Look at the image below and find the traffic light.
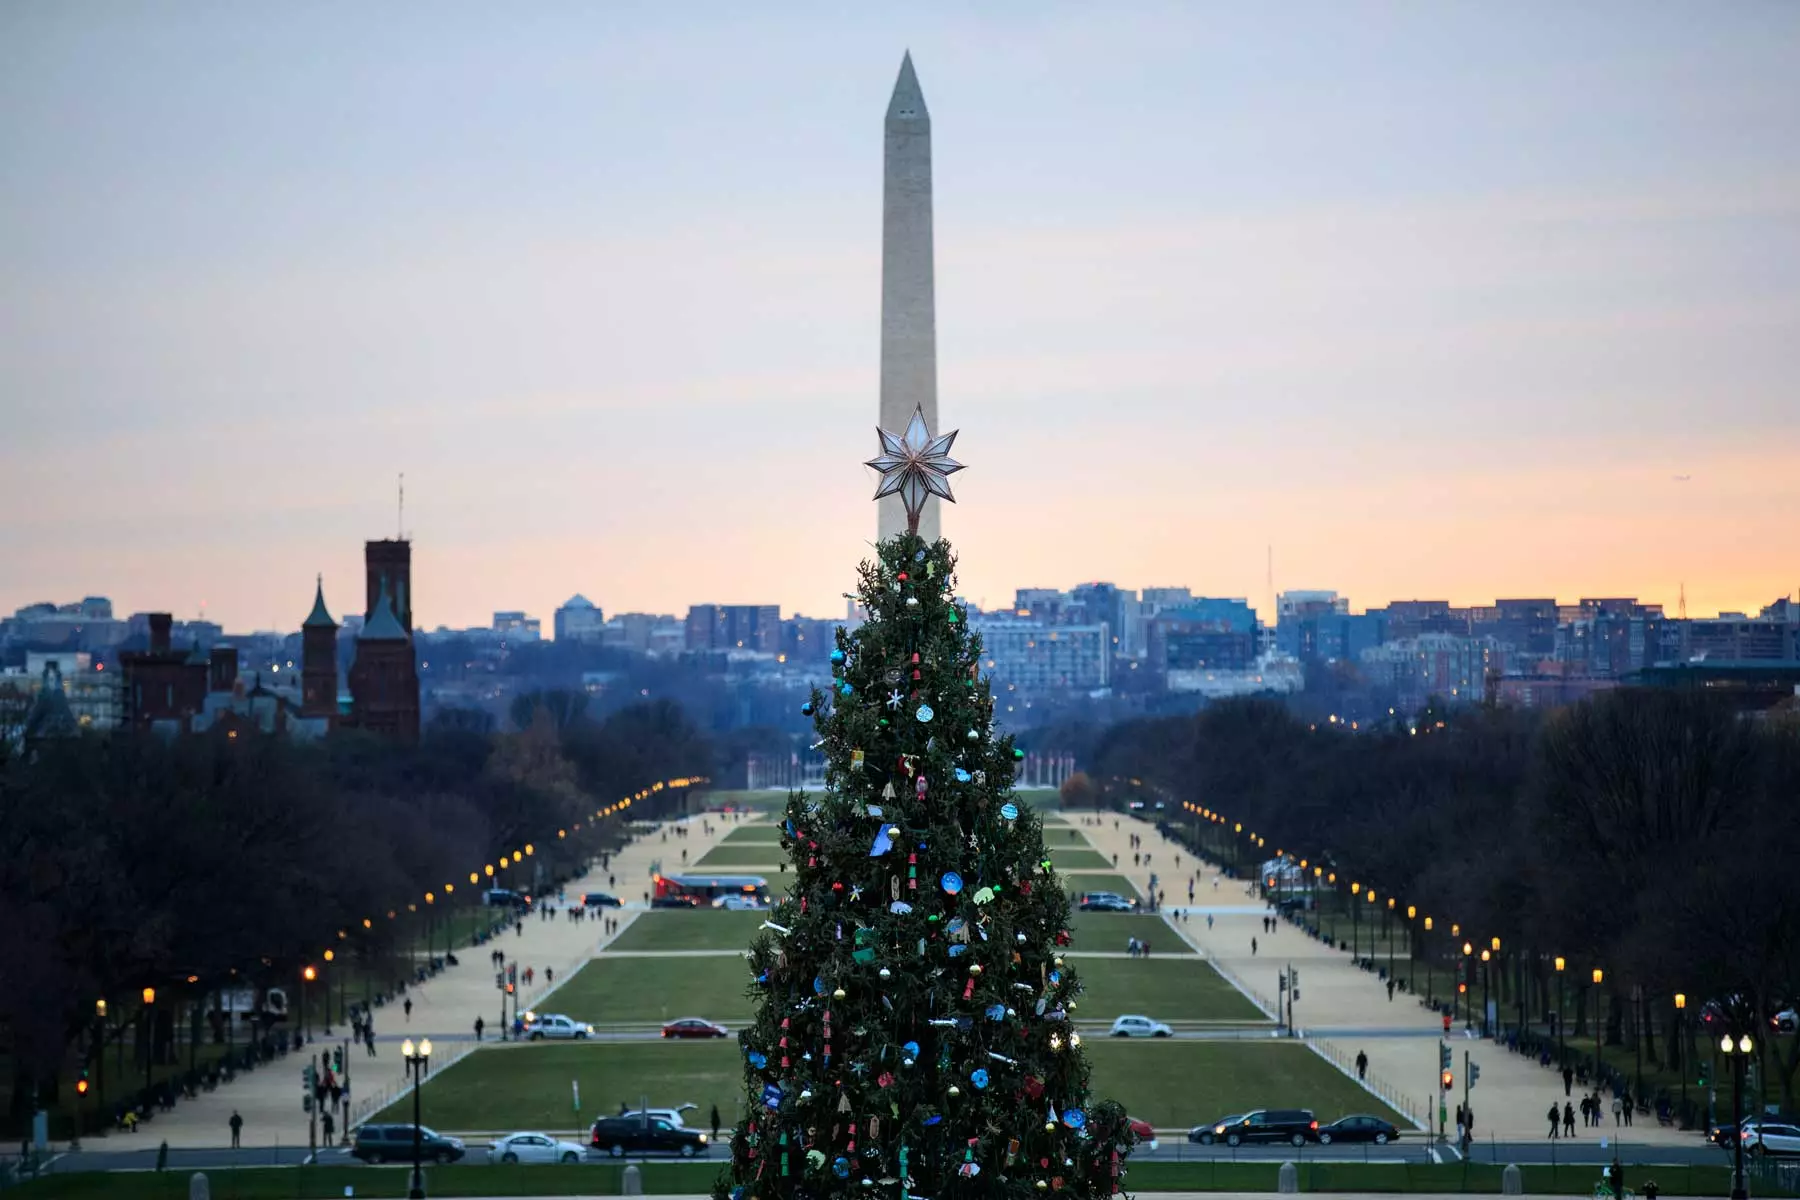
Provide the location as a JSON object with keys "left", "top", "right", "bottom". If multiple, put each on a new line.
{"left": 76, "top": 1074, "right": 90, "bottom": 1096}
{"left": 333, "top": 1047, "right": 343, "bottom": 1072}
{"left": 1441, "top": 1070, "right": 1454, "bottom": 1091}
{"left": 506, "top": 982, "right": 515, "bottom": 995}
{"left": 1698, "top": 1061, "right": 1709, "bottom": 1087}
{"left": 1470, "top": 1062, "right": 1482, "bottom": 1088}
{"left": 1439, "top": 1042, "right": 1452, "bottom": 1071}
{"left": 1458, "top": 982, "right": 1467, "bottom": 994}
{"left": 302, "top": 1063, "right": 315, "bottom": 1090}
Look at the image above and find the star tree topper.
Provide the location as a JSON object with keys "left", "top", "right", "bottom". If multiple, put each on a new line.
{"left": 866, "top": 405, "right": 965, "bottom": 535}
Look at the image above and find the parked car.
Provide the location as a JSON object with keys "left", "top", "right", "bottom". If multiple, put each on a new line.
{"left": 1109, "top": 1015, "right": 1173, "bottom": 1039}
{"left": 352, "top": 1124, "right": 466, "bottom": 1164}
{"left": 524, "top": 1014, "right": 594, "bottom": 1041}
{"left": 662, "top": 1018, "right": 730, "bottom": 1039}
{"left": 589, "top": 1115, "right": 709, "bottom": 1157}
{"left": 1189, "top": 1114, "right": 1245, "bottom": 1145}
{"left": 1316, "top": 1116, "right": 1400, "bottom": 1145}
{"left": 1201, "top": 1109, "right": 1318, "bottom": 1147}
{"left": 1080, "top": 896, "right": 1137, "bottom": 912}
{"left": 583, "top": 892, "right": 622, "bottom": 908}
{"left": 1745, "top": 1123, "right": 1800, "bottom": 1157}
{"left": 488, "top": 1131, "right": 588, "bottom": 1164}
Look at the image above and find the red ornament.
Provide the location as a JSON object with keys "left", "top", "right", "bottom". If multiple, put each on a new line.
{"left": 897, "top": 572, "right": 909, "bottom": 582}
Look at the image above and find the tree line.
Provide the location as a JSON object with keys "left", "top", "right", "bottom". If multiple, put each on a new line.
{"left": 1085, "top": 689, "right": 1800, "bottom": 1116}
{"left": 0, "top": 696, "right": 712, "bottom": 1129}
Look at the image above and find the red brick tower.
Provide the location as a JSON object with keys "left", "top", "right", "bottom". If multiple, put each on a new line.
{"left": 301, "top": 575, "right": 339, "bottom": 722}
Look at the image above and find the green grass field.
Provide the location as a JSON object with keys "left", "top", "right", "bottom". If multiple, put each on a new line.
{"left": 720, "top": 825, "right": 784, "bottom": 844}
{"left": 607, "top": 911, "right": 766, "bottom": 952}
{"left": 694, "top": 845, "right": 788, "bottom": 868}
{"left": 371, "top": 1041, "right": 745, "bottom": 1132}
{"left": 1073, "top": 957, "right": 1265, "bottom": 1022}
{"left": 1086, "top": 1041, "right": 1403, "bottom": 1128}
{"left": 552, "top": 956, "right": 754, "bottom": 1023}
{"left": 694, "top": 790, "right": 786, "bottom": 813}
{"left": 1060, "top": 872, "right": 1141, "bottom": 899}
{"left": 1043, "top": 848, "right": 1112, "bottom": 870}
{"left": 1066, "top": 912, "right": 1190, "bottom": 952}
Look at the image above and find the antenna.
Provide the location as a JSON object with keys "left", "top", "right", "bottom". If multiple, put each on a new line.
{"left": 398, "top": 472, "right": 405, "bottom": 539}
{"left": 1678, "top": 582, "right": 1687, "bottom": 621}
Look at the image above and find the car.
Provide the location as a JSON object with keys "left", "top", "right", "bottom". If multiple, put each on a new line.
{"left": 1316, "top": 1116, "right": 1400, "bottom": 1145}
{"left": 651, "top": 895, "right": 703, "bottom": 909}
{"left": 1773, "top": 1009, "right": 1798, "bottom": 1034}
{"left": 1201, "top": 1109, "right": 1319, "bottom": 1147}
{"left": 484, "top": 888, "right": 532, "bottom": 910}
{"left": 1080, "top": 896, "right": 1137, "bottom": 913}
{"left": 1744, "top": 1123, "right": 1800, "bottom": 1157}
{"left": 1109, "top": 1015, "right": 1173, "bottom": 1038}
{"left": 621, "top": 1104, "right": 698, "bottom": 1127}
{"left": 589, "top": 1115, "right": 709, "bottom": 1157}
{"left": 488, "top": 1131, "right": 588, "bottom": 1164}
{"left": 714, "top": 895, "right": 763, "bottom": 910}
{"left": 1126, "top": 1117, "right": 1158, "bottom": 1149}
{"left": 583, "top": 892, "right": 622, "bottom": 908}
{"left": 662, "top": 1018, "right": 730, "bottom": 1039}
{"left": 524, "top": 1013, "right": 594, "bottom": 1040}
{"left": 352, "top": 1124, "right": 467, "bottom": 1164}
{"left": 1189, "top": 1114, "right": 1247, "bottom": 1145}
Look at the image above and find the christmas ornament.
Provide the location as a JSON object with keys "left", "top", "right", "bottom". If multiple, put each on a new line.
{"left": 801, "top": 701, "right": 815, "bottom": 716}
{"left": 866, "top": 405, "right": 965, "bottom": 535}
{"left": 940, "top": 872, "right": 963, "bottom": 895}
{"left": 831, "top": 649, "right": 846, "bottom": 666}
{"left": 971, "top": 1069, "right": 990, "bottom": 1089}
{"left": 966, "top": 729, "right": 979, "bottom": 742}
{"left": 1001, "top": 802, "right": 1019, "bottom": 820}
{"left": 851, "top": 750, "right": 865, "bottom": 771}
{"left": 954, "top": 768, "right": 971, "bottom": 783}
{"left": 886, "top": 689, "right": 905, "bottom": 710}
{"left": 915, "top": 703, "right": 934, "bottom": 723}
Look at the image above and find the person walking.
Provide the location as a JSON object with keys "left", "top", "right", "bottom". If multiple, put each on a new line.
{"left": 1355, "top": 1050, "right": 1368, "bottom": 1081}
{"left": 1621, "top": 1090, "right": 1634, "bottom": 1126}
{"left": 364, "top": 1026, "right": 377, "bottom": 1057}
{"left": 1547, "top": 1103, "right": 1561, "bottom": 1139}
{"left": 1562, "top": 1101, "right": 1576, "bottom": 1137}
{"left": 229, "top": 1110, "right": 243, "bottom": 1149}
{"left": 1251, "top": 937, "right": 1258, "bottom": 956}
{"left": 1386, "top": 979, "right": 1396, "bottom": 1002}
{"left": 1206, "top": 913, "right": 1214, "bottom": 930}
{"left": 474, "top": 1016, "right": 485, "bottom": 1042}
{"left": 1562, "top": 1065, "right": 1574, "bottom": 1096}
{"left": 546, "top": 967, "right": 554, "bottom": 986}
{"left": 321, "top": 1109, "right": 335, "bottom": 1147}
{"left": 711, "top": 1105, "right": 722, "bottom": 1141}
{"left": 403, "top": 997, "right": 413, "bottom": 1023}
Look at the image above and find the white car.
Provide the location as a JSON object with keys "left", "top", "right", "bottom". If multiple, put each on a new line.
{"left": 1109, "top": 1015, "right": 1173, "bottom": 1038}
{"left": 488, "top": 1131, "right": 588, "bottom": 1164}
{"left": 622, "top": 1104, "right": 699, "bottom": 1127}
{"left": 1745, "top": 1122, "right": 1800, "bottom": 1157}
{"left": 714, "top": 895, "right": 763, "bottom": 910}
{"left": 524, "top": 1014, "right": 594, "bottom": 1040}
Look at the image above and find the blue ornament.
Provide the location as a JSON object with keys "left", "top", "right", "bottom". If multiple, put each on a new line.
{"left": 971, "top": 1069, "right": 990, "bottom": 1089}
{"left": 1049, "top": 970, "right": 1062, "bottom": 986}
{"left": 1063, "top": 1109, "right": 1087, "bottom": 1129}
{"left": 762, "top": 1083, "right": 783, "bottom": 1109}
{"left": 833, "top": 1157, "right": 851, "bottom": 1178}
{"left": 954, "top": 768, "right": 972, "bottom": 783}
{"left": 985, "top": 1004, "right": 1007, "bottom": 1021}
{"left": 801, "top": 701, "right": 814, "bottom": 716}
{"left": 947, "top": 944, "right": 967, "bottom": 957}
{"left": 831, "top": 649, "right": 846, "bottom": 666}
{"left": 813, "top": 975, "right": 826, "bottom": 994}
{"left": 837, "top": 680, "right": 853, "bottom": 697}
{"left": 903, "top": 1040, "right": 920, "bottom": 1059}
{"left": 941, "top": 871, "right": 964, "bottom": 895}
{"left": 916, "top": 704, "right": 934, "bottom": 723}
{"left": 733, "top": 1188, "right": 746, "bottom": 1200}
{"left": 747, "top": 1050, "right": 767, "bottom": 1068}
{"left": 1000, "top": 803, "right": 1018, "bottom": 820}
{"left": 923, "top": 1114, "right": 942, "bottom": 1126}
{"left": 870, "top": 825, "right": 895, "bottom": 856}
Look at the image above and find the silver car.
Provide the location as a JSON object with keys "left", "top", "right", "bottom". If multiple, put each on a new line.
{"left": 488, "top": 1131, "right": 588, "bottom": 1164}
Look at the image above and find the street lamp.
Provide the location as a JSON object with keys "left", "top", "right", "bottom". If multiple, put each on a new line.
{"left": 1461, "top": 943, "right": 1473, "bottom": 1026}
{"left": 401, "top": 1037, "right": 433, "bottom": 1199}
{"left": 94, "top": 999, "right": 107, "bottom": 1121}
{"left": 1423, "top": 917, "right": 1434, "bottom": 1003}
{"left": 1592, "top": 968, "right": 1605, "bottom": 1079}
{"left": 1350, "top": 883, "right": 1361, "bottom": 959}
{"left": 1721, "top": 1031, "right": 1753, "bottom": 1200}
{"left": 302, "top": 966, "right": 317, "bottom": 1043}
{"left": 1480, "top": 949, "right": 1492, "bottom": 1037}
{"left": 141, "top": 987, "right": 156, "bottom": 1098}
{"left": 1554, "top": 957, "right": 1567, "bottom": 1060}
{"left": 1386, "top": 897, "right": 1396, "bottom": 984}
{"left": 1674, "top": 993, "right": 1687, "bottom": 1121}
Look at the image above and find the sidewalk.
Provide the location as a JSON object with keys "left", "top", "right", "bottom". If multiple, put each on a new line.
{"left": 101, "top": 812, "right": 748, "bottom": 1150}
{"left": 1068, "top": 814, "right": 1691, "bottom": 1146}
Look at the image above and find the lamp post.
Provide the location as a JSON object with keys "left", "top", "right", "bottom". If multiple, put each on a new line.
{"left": 1351, "top": 883, "right": 1361, "bottom": 959}
{"left": 1406, "top": 906, "right": 1417, "bottom": 991}
{"left": 302, "top": 966, "right": 317, "bottom": 1044}
{"left": 1480, "top": 949, "right": 1492, "bottom": 1038}
{"left": 401, "top": 1036, "right": 433, "bottom": 1199}
{"left": 1721, "top": 1031, "right": 1752, "bottom": 1200}
{"left": 1386, "top": 897, "right": 1396, "bottom": 983}
{"left": 1592, "top": 968, "right": 1604, "bottom": 1079}
{"left": 1461, "top": 942, "right": 1473, "bottom": 1027}
{"left": 1555, "top": 957, "right": 1567, "bottom": 1061}
{"left": 1423, "top": 918, "right": 1434, "bottom": 1003}
{"left": 1674, "top": 993, "right": 1687, "bottom": 1122}
{"left": 141, "top": 987, "right": 156, "bottom": 1098}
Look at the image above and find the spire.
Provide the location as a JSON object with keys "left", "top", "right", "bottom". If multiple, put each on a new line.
{"left": 304, "top": 574, "right": 337, "bottom": 629}
{"left": 358, "top": 578, "right": 408, "bottom": 642}
{"left": 887, "top": 50, "right": 927, "bottom": 123}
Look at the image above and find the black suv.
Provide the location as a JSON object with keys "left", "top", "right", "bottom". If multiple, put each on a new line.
{"left": 1200, "top": 1109, "right": 1317, "bottom": 1147}
{"left": 351, "top": 1124, "right": 467, "bottom": 1163}
{"left": 589, "top": 1115, "right": 709, "bottom": 1157}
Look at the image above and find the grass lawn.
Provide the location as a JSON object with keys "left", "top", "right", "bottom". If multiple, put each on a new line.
{"left": 1074, "top": 957, "right": 1265, "bottom": 1022}
{"left": 720, "top": 826, "right": 784, "bottom": 844}
{"left": 695, "top": 790, "right": 787, "bottom": 812}
{"left": 695, "top": 845, "right": 788, "bottom": 868}
{"left": 371, "top": 1041, "right": 745, "bottom": 1132}
{"left": 552, "top": 956, "right": 754, "bottom": 1023}
{"left": 1013, "top": 787, "right": 1062, "bottom": 810}
{"left": 1060, "top": 872, "right": 1142, "bottom": 900}
{"left": 1066, "top": 912, "right": 1190, "bottom": 953}
{"left": 1086, "top": 1040, "right": 1404, "bottom": 1128}
{"left": 1044, "top": 848, "right": 1112, "bottom": 870}
{"left": 607, "top": 911, "right": 766, "bottom": 952}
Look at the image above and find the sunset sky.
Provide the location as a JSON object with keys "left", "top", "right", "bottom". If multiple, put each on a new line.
{"left": 4, "top": 1, "right": 1798, "bottom": 631}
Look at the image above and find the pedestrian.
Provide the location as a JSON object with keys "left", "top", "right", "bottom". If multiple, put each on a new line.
{"left": 229, "top": 1110, "right": 243, "bottom": 1148}
{"left": 403, "top": 997, "right": 413, "bottom": 1022}
{"left": 364, "top": 1027, "right": 377, "bottom": 1057}
{"left": 1465, "top": 1106, "right": 1475, "bottom": 1144}
{"left": 711, "top": 1104, "right": 722, "bottom": 1140}
{"left": 1206, "top": 914, "right": 1214, "bottom": 930}
{"left": 1355, "top": 1050, "right": 1368, "bottom": 1080}
{"left": 546, "top": 967, "right": 554, "bottom": 985}
{"left": 1563, "top": 1065, "right": 1574, "bottom": 1096}
{"left": 321, "top": 1110, "right": 335, "bottom": 1147}
{"left": 1251, "top": 937, "right": 1258, "bottom": 956}
{"left": 1386, "top": 979, "right": 1396, "bottom": 1002}
{"left": 329, "top": 1079, "right": 342, "bottom": 1110}
{"left": 1112, "top": 853, "right": 1119, "bottom": 867}
{"left": 1562, "top": 1101, "right": 1576, "bottom": 1137}
{"left": 1547, "top": 1103, "right": 1560, "bottom": 1139}
{"left": 1621, "top": 1091, "right": 1633, "bottom": 1127}
{"left": 1188, "top": 882, "right": 1195, "bottom": 903}
{"left": 1143, "top": 940, "right": 1151, "bottom": 957}
{"left": 474, "top": 1016, "right": 485, "bottom": 1042}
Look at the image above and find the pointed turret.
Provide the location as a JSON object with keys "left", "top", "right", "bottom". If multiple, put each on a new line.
{"left": 359, "top": 579, "right": 408, "bottom": 642}
{"left": 886, "top": 50, "right": 928, "bottom": 124}
{"left": 304, "top": 574, "right": 336, "bottom": 629}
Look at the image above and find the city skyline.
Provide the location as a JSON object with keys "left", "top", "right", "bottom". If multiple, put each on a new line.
{"left": 4, "top": 3, "right": 1798, "bottom": 630}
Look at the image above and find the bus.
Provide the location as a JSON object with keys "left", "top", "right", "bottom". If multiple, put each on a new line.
{"left": 652, "top": 873, "right": 770, "bottom": 908}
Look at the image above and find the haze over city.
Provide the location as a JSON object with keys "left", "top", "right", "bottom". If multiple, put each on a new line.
{"left": 4, "top": 1, "right": 1798, "bottom": 629}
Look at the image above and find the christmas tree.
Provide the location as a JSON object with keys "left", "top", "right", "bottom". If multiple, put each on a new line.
{"left": 716, "top": 409, "right": 1134, "bottom": 1200}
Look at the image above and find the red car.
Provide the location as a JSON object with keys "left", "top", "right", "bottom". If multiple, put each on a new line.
{"left": 1128, "top": 1117, "right": 1157, "bottom": 1146}
{"left": 661, "top": 1018, "right": 729, "bottom": 1039}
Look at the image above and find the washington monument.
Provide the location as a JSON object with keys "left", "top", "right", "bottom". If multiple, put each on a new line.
{"left": 878, "top": 52, "right": 941, "bottom": 542}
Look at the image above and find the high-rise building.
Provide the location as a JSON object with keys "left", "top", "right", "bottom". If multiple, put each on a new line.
{"left": 877, "top": 53, "right": 941, "bottom": 543}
